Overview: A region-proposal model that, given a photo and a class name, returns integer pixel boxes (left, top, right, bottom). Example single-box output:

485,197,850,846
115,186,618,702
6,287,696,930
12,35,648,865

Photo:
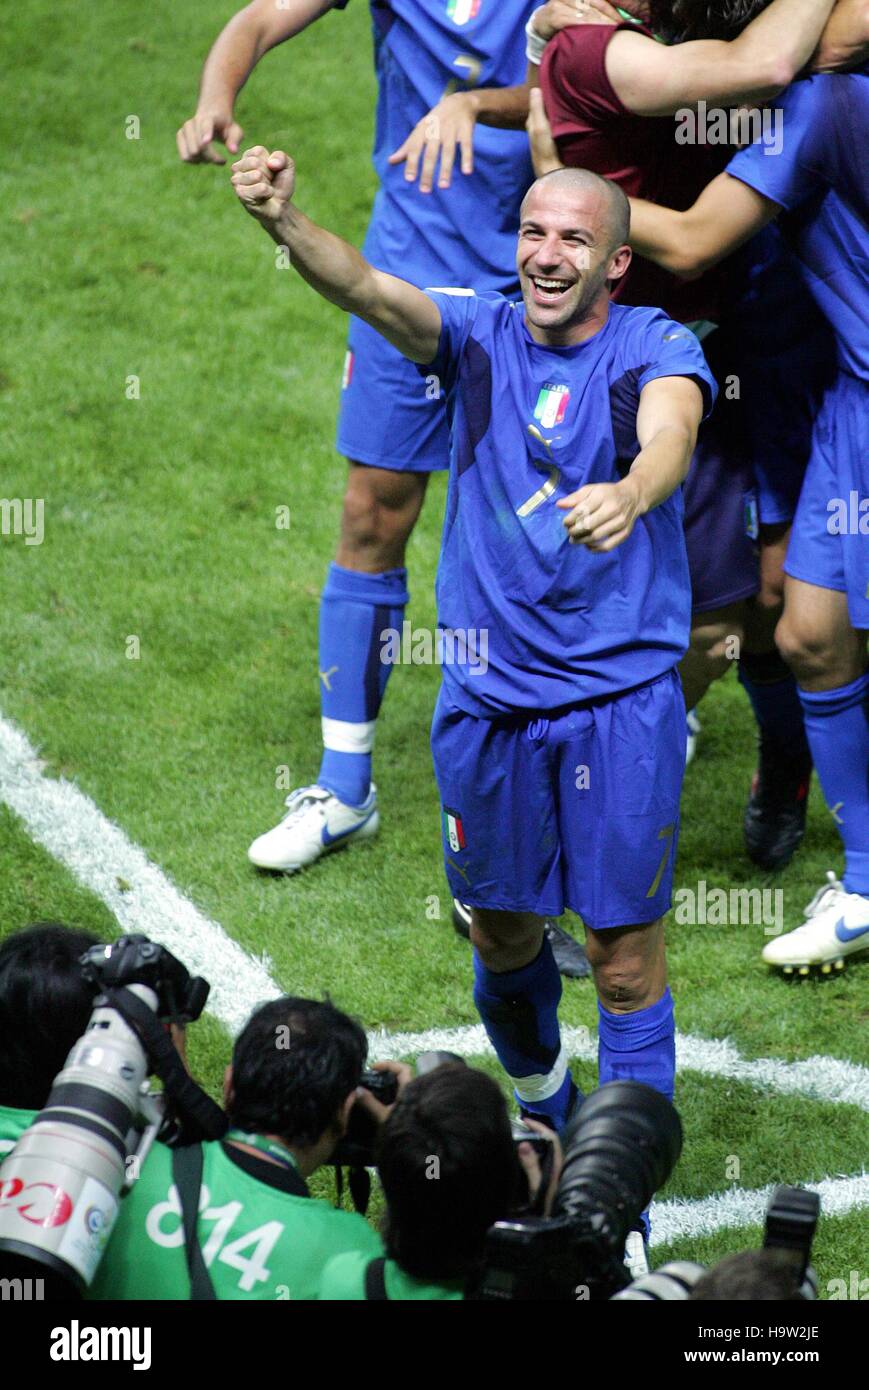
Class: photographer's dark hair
0,922,102,1109
647,0,772,42
377,1066,517,1283
227,996,367,1147
690,1249,805,1300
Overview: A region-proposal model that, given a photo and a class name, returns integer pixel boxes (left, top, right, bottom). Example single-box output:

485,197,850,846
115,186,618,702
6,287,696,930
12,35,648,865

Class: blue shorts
336,314,450,472
739,323,835,527
784,373,869,629
431,670,686,929
683,326,759,613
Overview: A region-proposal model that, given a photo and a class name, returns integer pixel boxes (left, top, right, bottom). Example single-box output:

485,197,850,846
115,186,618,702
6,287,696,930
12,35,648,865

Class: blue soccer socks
799,673,869,895
597,987,676,1102
473,939,576,1129
317,563,409,808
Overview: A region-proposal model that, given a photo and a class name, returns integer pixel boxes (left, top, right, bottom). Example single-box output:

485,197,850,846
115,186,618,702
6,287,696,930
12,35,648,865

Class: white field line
0,713,281,1034
2,706,867,1238
649,1172,869,1248
368,1024,869,1113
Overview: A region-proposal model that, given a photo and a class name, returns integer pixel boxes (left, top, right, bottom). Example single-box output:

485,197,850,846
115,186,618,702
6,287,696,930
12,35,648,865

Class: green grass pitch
1,1,866,1292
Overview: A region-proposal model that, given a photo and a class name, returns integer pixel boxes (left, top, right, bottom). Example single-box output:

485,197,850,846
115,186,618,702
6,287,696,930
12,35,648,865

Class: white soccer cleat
247,784,379,873
761,871,869,974
685,709,701,766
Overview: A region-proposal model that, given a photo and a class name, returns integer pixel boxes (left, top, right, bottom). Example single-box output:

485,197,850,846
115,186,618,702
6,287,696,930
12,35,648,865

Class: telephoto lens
612,1261,707,1300
555,1079,683,1239
0,981,160,1293
0,934,212,1296
474,1080,683,1300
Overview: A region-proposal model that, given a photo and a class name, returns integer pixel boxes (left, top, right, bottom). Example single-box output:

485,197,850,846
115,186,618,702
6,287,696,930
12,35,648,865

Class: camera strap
102,985,228,1142
172,1143,217,1301
363,1257,389,1301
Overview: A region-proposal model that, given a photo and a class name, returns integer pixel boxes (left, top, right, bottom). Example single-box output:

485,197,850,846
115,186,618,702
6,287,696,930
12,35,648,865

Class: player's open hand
527,88,564,178
177,109,245,165
558,477,642,551
531,0,621,40
388,91,479,192
231,147,296,225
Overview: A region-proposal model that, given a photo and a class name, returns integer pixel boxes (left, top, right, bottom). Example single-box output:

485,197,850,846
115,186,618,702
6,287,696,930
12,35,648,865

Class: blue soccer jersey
726,72,869,379
341,0,536,292
422,291,717,716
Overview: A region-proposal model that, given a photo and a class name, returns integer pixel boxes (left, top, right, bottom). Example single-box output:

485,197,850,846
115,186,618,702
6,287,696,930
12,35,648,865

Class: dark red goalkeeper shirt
540,21,730,323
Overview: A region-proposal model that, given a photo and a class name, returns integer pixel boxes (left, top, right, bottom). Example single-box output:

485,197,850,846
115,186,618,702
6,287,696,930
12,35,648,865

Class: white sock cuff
321,716,376,755
511,1044,569,1103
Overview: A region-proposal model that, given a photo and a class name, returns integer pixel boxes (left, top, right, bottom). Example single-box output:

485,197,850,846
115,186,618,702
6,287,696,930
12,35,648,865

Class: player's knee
593,958,650,1011
470,910,542,963
774,611,833,682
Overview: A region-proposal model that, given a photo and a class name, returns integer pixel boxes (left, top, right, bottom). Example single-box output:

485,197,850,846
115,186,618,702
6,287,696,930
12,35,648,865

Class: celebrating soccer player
625,70,869,973
230,149,716,1227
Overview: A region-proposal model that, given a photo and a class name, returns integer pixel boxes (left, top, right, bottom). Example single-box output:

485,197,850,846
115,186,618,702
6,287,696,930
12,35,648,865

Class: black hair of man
690,1248,806,1300
226,996,368,1148
648,0,773,43
521,166,631,253
376,1064,518,1283
0,922,102,1110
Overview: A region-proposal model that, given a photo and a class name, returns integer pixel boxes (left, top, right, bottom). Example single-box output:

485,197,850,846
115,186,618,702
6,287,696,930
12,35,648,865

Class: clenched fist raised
231,147,296,226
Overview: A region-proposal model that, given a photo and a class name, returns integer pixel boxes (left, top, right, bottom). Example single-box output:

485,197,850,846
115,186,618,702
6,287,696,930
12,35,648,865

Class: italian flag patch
443,807,466,852
447,0,481,24
533,383,570,429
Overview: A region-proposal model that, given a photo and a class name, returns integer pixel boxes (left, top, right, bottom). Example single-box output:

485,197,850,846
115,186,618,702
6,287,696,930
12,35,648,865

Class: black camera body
330,1068,399,1168
80,934,209,1024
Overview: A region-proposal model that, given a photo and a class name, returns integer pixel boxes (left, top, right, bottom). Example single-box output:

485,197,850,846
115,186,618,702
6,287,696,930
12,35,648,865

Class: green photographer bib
88,1139,381,1301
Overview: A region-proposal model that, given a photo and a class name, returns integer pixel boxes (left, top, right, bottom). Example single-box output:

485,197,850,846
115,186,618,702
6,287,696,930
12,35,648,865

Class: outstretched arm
628,174,780,278
177,0,336,164
231,147,442,363
558,376,703,552
605,0,836,115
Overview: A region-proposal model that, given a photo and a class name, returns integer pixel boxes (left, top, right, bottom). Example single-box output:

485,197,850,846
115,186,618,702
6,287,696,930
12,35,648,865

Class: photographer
88,996,382,1300
690,1249,812,1301
0,922,102,1157
319,1063,558,1300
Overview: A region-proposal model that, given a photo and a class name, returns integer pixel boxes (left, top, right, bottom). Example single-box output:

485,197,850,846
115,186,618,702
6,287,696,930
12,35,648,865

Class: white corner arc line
0,712,281,1034
649,1172,869,1248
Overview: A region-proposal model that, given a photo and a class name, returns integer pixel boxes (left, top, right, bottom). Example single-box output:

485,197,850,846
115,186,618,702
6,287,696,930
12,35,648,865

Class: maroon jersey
540,21,729,322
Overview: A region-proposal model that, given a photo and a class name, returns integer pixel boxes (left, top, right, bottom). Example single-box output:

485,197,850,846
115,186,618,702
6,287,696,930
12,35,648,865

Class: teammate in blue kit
627,70,869,972
231,149,715,1147
178,0,539,871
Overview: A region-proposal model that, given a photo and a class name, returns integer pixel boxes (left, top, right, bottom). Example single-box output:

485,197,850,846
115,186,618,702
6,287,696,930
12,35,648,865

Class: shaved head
516,165,633,344
520,168,630,253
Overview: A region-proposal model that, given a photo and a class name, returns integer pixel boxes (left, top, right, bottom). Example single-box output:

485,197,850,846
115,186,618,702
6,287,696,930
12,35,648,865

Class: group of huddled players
177,0,868,1220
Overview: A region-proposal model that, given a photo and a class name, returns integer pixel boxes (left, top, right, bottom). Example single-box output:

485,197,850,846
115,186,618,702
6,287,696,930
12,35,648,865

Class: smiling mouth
529,275,574,304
